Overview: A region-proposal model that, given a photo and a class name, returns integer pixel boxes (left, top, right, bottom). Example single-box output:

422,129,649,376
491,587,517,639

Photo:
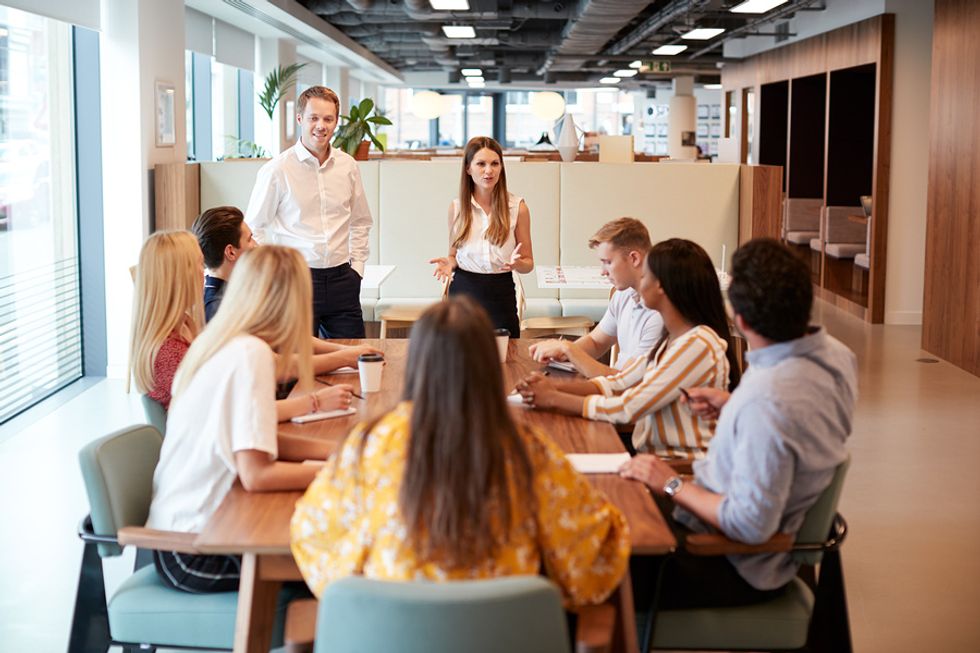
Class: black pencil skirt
448,268,521,338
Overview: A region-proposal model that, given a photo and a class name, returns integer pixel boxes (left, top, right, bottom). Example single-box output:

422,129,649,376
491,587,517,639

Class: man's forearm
672,483,724,531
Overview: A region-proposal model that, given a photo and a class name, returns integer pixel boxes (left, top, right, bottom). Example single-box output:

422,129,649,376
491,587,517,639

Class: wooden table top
196,339,676,556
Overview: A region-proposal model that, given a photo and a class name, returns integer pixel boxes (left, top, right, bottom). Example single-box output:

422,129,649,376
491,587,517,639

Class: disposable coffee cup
494,328,510,362
357,353,384,393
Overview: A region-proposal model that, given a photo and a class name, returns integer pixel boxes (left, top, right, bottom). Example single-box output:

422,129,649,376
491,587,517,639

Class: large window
185,52,254,161
0,7,80,423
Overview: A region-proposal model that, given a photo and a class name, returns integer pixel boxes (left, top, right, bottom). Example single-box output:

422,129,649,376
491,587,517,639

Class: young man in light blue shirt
621,238,857,609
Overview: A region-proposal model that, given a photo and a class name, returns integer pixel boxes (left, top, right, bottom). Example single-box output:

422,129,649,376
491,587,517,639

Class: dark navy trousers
311,263,365,338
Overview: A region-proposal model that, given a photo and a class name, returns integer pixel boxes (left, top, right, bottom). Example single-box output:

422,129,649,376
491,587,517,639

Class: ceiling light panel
730,0,789,13
651,44,687,55
599,77,621,84
461,68,482,76
614,69,638,77
629,60,643,69
442,25,476,38
682,28,726,40
430,0,470,9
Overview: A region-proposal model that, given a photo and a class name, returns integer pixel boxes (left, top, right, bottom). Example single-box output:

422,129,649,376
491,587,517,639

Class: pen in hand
316,377,365,400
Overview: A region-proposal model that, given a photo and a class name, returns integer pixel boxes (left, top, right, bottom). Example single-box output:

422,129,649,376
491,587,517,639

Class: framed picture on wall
710,123,721,138
710,104,721,120
697,124,709,138
697,104,709,119
155,81,176,147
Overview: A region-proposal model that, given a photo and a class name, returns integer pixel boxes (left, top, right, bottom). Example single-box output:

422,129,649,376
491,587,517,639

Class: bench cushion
825,243,866,259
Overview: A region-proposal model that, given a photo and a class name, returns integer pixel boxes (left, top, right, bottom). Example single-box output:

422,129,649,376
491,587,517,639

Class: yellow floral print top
290,402,631,606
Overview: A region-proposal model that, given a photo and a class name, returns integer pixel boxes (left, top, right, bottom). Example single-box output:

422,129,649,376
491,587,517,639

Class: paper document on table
290,408,357,424
506,391,529,408
566,453,630,474
536,266,611,289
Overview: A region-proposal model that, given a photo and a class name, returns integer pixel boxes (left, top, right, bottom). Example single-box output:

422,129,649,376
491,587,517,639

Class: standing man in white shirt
530,217,664,378
245,86,372,338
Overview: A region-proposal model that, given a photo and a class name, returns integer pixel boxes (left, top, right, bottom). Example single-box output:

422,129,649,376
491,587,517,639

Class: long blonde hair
127,231,204,394
171,246,313,399
452,136,511,248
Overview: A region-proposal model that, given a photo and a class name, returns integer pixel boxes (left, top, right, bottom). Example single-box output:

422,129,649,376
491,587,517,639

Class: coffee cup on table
494,328,510,363
357,353,384,393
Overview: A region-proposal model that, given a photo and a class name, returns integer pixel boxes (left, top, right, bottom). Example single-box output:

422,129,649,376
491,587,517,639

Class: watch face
665,477,683,496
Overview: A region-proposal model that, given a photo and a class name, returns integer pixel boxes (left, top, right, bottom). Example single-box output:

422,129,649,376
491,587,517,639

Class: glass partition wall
0,7,81,423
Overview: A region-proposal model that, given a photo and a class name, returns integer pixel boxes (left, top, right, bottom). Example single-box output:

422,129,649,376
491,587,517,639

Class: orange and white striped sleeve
583,333,720,424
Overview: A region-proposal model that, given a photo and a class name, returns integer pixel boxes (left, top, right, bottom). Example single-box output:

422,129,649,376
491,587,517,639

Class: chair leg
67,541,111,653
806,550,852,653
134,547,154,571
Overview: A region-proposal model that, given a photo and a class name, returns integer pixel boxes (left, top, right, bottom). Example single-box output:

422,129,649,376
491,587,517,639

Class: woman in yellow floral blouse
290,296,630,607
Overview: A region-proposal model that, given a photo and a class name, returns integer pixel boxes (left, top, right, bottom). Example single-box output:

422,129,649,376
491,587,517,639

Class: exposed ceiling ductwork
297,0,826,85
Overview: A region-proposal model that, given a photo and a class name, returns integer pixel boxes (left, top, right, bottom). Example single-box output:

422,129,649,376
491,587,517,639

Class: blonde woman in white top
146,245,350,593
518,239,741,460
429,136,533,336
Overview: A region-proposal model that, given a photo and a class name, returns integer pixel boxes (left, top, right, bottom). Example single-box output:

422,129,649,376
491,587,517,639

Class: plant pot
354,141,370,160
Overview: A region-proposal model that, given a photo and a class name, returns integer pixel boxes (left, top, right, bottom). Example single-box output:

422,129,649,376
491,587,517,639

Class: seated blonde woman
518,239,740,460
128,231,205,409
290,297,629,608
146,246,349,592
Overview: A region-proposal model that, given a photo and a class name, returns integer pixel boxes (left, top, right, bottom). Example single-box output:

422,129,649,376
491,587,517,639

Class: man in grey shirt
621,238,857,609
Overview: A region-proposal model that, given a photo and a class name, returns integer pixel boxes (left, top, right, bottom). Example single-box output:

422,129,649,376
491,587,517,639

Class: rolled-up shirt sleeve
347,164,372,276
716,399,796,544
244,163,281,245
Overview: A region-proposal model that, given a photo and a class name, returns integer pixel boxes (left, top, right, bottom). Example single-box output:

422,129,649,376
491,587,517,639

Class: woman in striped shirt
517,239,740,460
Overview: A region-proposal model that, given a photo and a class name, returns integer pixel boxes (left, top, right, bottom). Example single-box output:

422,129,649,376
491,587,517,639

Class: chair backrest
314,576,570,653
78,424,163,557
792,454,851,565
140,394,167,435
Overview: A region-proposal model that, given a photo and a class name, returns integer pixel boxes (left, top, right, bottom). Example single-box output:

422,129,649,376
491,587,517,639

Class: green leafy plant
332,98,392,155
258,63,306,120
224,135,269,159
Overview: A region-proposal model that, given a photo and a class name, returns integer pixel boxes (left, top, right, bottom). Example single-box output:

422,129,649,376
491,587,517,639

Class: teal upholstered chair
139,394,167,435
68,424,295,652
314,576,613,653
646,455,852,652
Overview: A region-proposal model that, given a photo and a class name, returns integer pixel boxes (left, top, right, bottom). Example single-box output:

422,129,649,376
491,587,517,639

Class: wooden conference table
195,339,677,653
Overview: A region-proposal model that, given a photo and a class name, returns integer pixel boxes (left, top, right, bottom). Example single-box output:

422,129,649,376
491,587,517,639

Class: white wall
100,0,187,378
882,0,932,325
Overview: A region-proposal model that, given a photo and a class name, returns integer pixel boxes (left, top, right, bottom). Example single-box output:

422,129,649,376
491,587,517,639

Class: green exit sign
648,61,671,73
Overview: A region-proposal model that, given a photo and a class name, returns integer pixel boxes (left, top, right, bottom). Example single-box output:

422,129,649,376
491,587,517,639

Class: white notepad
290,407,357,424
566,453,631,474
506,391,529,407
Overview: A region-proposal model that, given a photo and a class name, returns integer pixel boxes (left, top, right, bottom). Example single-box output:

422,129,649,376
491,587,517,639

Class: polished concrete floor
1,299,979,652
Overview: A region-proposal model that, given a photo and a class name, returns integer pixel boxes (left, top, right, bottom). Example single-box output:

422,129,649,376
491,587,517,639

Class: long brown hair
385,297,534,568
452,136,511,248
646,239,741,390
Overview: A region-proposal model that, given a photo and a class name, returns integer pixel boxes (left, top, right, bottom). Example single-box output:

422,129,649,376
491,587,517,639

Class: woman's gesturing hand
428,256,456,282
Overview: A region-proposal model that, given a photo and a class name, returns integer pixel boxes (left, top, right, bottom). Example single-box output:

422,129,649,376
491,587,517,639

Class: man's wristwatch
663,475,684,498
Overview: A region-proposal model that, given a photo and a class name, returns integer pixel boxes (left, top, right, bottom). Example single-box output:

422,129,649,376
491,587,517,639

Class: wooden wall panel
153,163,200,232
922,0,980,376
738,164,783,245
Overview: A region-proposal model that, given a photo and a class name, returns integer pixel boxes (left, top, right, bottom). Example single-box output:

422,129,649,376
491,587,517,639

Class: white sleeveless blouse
452,193,523,274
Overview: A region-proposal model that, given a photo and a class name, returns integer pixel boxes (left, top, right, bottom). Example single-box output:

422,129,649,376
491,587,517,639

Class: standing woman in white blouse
429,136,534,336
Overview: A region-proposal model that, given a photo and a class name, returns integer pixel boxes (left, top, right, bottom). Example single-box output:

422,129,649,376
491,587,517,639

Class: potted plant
258,63,306,120
332,98,392,160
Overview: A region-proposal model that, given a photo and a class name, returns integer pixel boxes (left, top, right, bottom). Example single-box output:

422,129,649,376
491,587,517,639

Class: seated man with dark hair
191,205,382,372
191,206,257,322
620,237,857,610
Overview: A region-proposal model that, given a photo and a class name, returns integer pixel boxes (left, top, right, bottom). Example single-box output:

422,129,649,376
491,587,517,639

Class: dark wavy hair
647,238,741,390
728,238,812,342
360,296,533,569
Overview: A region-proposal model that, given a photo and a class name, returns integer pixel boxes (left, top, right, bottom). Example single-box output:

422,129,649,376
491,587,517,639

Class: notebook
290,407,357,424
547,360,576,373
566,453,631,474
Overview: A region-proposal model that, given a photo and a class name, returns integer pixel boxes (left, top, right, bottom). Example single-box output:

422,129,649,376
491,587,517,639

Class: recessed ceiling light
704,83,723,90
599,77,621,85
430,0,470,9
682,28,726,40
461,68,482,77
651,44,687,55
468,80,486,88
730,0,789,13
629,60,643,69
442,25,476,38
614,69,638,77
466,76,485,83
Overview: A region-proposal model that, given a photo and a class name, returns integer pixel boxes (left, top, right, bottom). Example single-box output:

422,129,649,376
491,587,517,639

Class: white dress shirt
453,193,523,274
245,141,372,275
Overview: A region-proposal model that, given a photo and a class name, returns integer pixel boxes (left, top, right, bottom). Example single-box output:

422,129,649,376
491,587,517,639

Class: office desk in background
196,339,675,653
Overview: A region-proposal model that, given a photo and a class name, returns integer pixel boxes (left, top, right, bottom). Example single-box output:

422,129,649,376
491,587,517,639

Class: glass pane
438,94,463,147
0,7,81,423
211,60,240,160
382,87,432,149
464,93,493,141
505,91,557,149
185,50,194,158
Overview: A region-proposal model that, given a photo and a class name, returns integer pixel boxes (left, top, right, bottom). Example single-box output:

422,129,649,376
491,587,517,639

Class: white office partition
558,162,740,304
508,162,561,317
